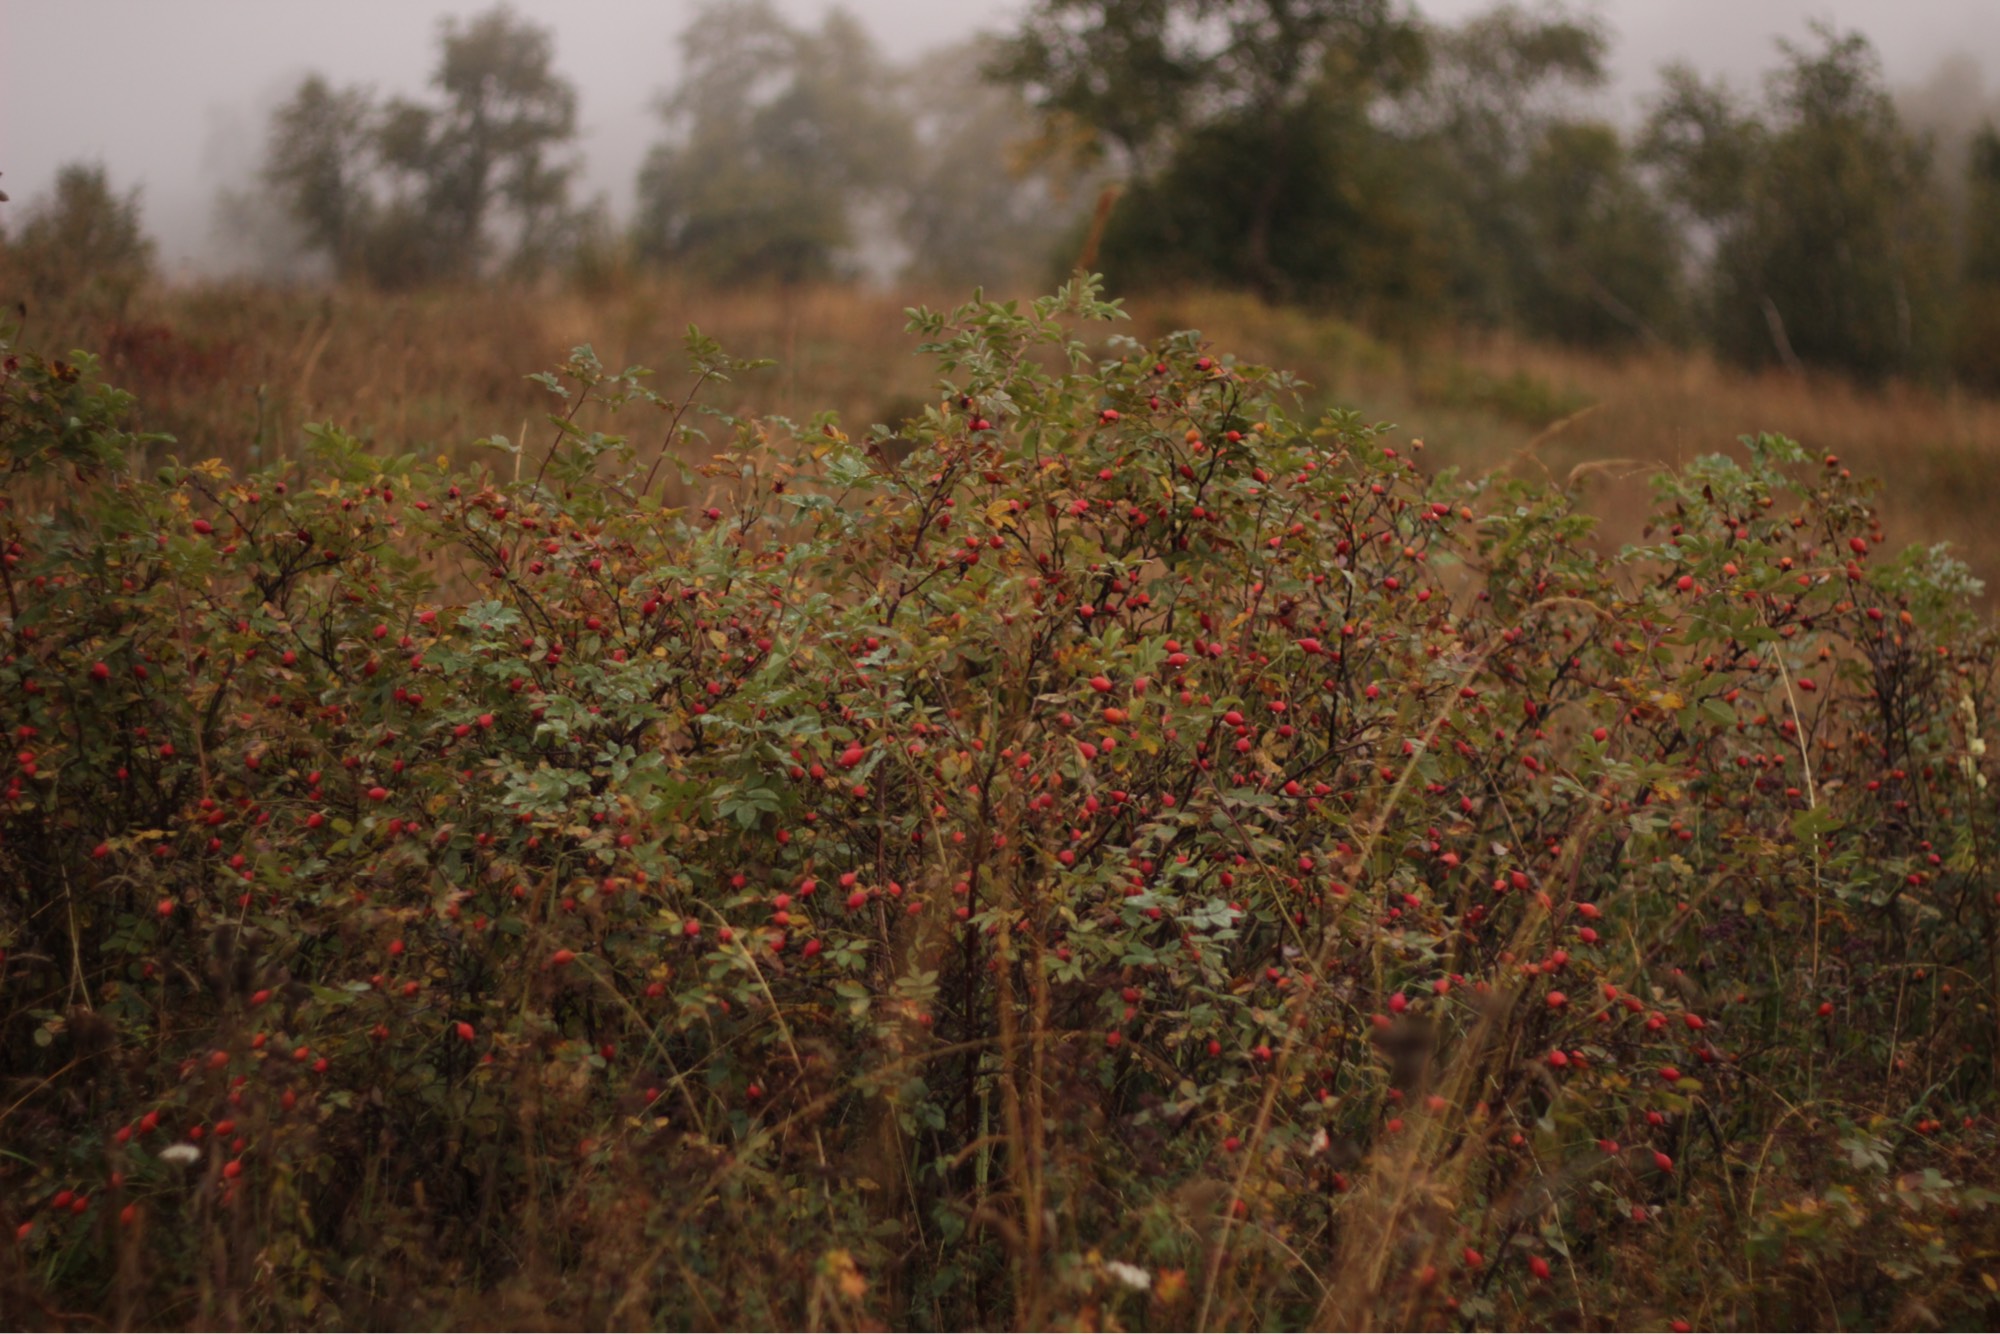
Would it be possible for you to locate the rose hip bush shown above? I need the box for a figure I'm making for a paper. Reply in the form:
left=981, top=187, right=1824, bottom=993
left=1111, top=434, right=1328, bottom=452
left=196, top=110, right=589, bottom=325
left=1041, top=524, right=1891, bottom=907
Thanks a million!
left=3, top=281, right=2000, bottom=1330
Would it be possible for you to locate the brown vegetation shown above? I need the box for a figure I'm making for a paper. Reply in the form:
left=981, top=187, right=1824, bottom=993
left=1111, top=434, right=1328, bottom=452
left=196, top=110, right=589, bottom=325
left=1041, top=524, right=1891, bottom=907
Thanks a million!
left=32, top=276, right=2000, bottom=599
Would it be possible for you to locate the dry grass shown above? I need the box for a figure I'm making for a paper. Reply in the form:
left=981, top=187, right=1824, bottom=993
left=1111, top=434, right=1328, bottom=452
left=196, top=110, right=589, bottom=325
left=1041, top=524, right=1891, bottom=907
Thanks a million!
left=32, top=272, right=2000, bottom=595
left=1136, top=289, right=2000, bottom=595
left=50, top=279, right=949, bottom=468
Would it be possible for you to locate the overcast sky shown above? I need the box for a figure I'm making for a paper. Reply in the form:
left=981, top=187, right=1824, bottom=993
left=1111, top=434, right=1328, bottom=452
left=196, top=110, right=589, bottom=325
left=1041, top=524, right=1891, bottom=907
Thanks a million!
left=3, top=0, right=1997, bottom=274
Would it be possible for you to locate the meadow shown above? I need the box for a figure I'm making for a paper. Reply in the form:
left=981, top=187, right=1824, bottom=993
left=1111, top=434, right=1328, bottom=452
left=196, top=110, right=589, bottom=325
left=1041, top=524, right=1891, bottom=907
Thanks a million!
left=56, top=275, right=2000, bottom=598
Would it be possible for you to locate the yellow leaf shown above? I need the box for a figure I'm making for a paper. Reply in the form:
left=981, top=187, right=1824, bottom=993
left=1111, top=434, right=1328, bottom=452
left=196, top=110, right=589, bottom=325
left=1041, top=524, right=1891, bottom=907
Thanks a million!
left=819, top=1249, right=867, bottom=1302
left=707, top=630, right=728, bottom=651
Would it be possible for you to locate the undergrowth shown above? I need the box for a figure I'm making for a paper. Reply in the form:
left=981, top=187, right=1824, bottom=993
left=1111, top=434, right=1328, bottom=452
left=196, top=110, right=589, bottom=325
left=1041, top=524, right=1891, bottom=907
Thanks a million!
left=3, top=281, right=1999, bottom=1330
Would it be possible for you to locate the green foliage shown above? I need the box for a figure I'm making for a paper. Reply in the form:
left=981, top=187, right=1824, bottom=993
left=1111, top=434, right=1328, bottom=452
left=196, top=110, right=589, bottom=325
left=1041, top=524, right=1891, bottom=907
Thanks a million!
left=992, top=0, right=1407, bottom=176
left=997, top=6, right=1990, bottom=382
left=0, top=338, right=167, bottom=478
left=260, top=6, right=581, bottom=286
left=988, top=0, right=1213, bottom=176
left=632, top=1, right=913, bottom=284
left=5, top=284, right=2000, bottom=1329
left=1639, top=63, right=1758, bottom=228
left=1954, top=125, right=2000, bottom=389
left=0, top=163, right=155, bottom=311
left=1394, top=6, right=1650, bottom=339
left=1511, top=122, right=1686, bottom=344
left=1092, top=82, right=1435, bottom=313
left=260, top=76, right=378, bottom=278
left=1643, top=26, right=1952, bottom=380
left=998, top=0, right=1687, bottom=346
left=998, top=0, right=1425, bottom=308
left=1412, top=359, right=1591, bottom=426
left=388, top=7, right=581, bottom=278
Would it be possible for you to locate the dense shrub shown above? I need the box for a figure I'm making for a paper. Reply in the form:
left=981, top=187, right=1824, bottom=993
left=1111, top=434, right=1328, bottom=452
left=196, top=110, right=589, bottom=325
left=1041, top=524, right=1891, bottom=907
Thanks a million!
left=3, top=282, right=1999, bottom=1330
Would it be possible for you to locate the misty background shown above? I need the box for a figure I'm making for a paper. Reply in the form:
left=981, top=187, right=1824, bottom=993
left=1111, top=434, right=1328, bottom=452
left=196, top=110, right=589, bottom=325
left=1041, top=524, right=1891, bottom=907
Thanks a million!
left=5, top=0, right=1997, bottom=274
left=5, top=0, right=2000, bottom=624
left=4, top=0, right=2000, bottom=394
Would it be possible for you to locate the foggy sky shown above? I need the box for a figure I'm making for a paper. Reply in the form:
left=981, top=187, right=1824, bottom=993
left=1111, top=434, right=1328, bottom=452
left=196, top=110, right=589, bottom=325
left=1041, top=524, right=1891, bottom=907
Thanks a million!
left=3, top=0, right=1997, bottom=275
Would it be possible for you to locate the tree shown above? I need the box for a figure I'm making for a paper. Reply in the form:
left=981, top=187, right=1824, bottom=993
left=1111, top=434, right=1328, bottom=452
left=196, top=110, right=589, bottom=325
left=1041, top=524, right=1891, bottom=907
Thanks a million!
left=0, top=163, right=154, bottom=309
left=995, top=0, right=1421, bottom=301
left=261, top=75, right=378, bottom=277
left=1392, top=5, right=1643, bottom=337
left=256, top=5, right=579, bottom=286
left=989, top=0, right=1224, bottom=179
left=992, top=0, right=1680, bottom=338
left=1637, top=64, right=1759, bottom=232
left=1514, top=121, right=1685, bottom=346
left=1088, top=79, right=1437, bottom=313
left=380, top=6, right=580, bottom=279
left=993, top=0, right=1410, bottom=174
left=1955, top=125, right=2000, bottom=388
left=633, top=1, right=912, bottom=284
left=1643, top=26, right=1950, bottom=380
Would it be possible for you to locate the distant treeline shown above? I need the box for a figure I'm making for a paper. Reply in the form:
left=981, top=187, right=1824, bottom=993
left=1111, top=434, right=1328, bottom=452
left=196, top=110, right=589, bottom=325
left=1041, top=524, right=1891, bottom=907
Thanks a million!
left=4, top=0, right=1999, bottom=387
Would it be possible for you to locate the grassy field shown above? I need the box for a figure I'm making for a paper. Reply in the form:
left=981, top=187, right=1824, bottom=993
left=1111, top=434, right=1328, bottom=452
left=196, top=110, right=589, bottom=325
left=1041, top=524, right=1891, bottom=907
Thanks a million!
left=25, top=274, right=2000, bottom=597
left=1138, top=291, right=2000, bottom=601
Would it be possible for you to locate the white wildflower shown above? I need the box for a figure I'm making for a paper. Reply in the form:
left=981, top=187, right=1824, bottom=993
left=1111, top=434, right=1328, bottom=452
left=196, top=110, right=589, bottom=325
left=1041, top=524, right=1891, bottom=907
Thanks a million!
left=1104, top=1260, right=1152, bottom=1292
left=159, top=1142, right=201, bottom=1166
